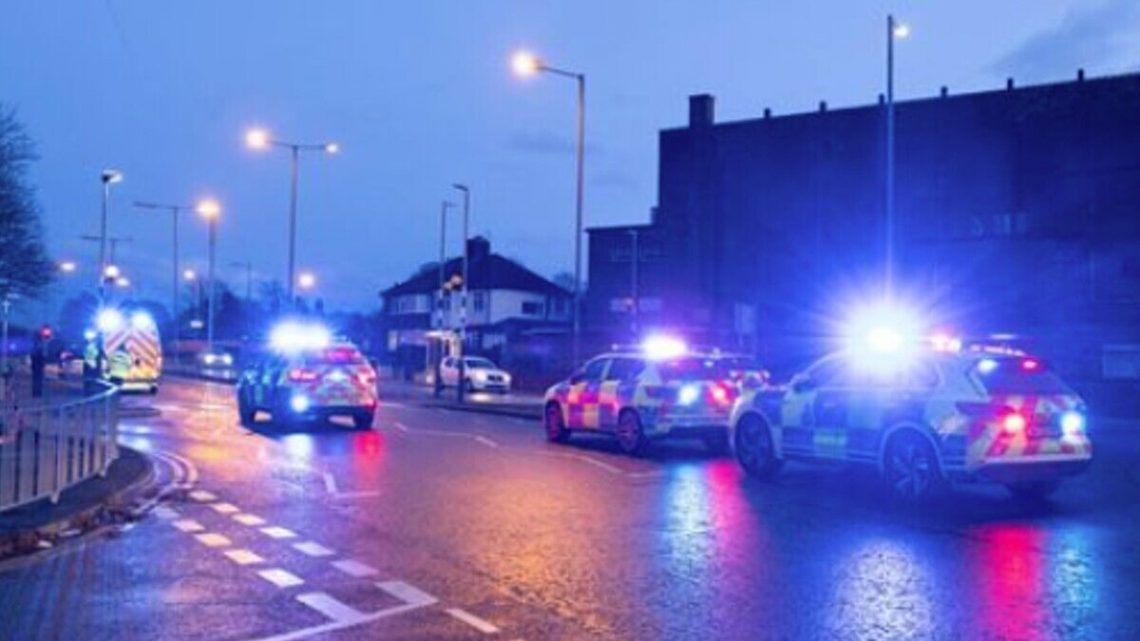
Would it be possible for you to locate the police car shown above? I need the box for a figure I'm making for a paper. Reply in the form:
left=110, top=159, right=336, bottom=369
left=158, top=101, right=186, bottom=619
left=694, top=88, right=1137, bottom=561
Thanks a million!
left=236, top=322, right=378, bottom=429
left=730, top=334, right=1093, bottom=501
left=543, top=337, right=740, bottom=455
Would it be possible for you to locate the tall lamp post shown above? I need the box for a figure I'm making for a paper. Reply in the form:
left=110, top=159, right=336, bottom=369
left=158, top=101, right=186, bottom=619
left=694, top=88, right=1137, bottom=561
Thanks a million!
left=98, top=169, right=124, bottom=300
left=512, top=49, right=586, bottom=367
left=885, top=16, right=909, bottom=296
left=134, top=201, right=190, bottom=356
left=451, top=184, right=470, bottom=403
left=437, top=201, right=456, bottom=331
left=245, top=127, right=338, bottom=306
left=196, top=199, right=221, bottom=354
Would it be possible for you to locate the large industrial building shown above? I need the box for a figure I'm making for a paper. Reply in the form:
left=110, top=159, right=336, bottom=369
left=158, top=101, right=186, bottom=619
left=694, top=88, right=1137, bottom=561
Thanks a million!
left=588, top=70, right=1140, bottom=380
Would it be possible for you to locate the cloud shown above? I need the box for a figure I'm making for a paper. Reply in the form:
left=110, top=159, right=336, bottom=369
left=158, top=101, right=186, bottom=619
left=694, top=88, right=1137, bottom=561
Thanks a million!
left=506, top=130, right=603, bottom=157
left=992, top=0, right=1140, bottom=79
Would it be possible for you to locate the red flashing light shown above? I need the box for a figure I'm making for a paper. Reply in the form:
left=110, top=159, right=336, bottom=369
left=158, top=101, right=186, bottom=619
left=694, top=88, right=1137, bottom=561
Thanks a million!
left=710, top=383, right=734, bottom=406
left=1021, top=359, right=1040, bottom=371
left=1002, top=413, right=1027, bottom=434
left=288, top=368, right=319, bottom=383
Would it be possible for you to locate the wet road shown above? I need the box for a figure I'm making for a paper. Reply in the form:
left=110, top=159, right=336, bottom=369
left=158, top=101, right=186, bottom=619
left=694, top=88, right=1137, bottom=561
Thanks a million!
left=2, top=377, right=1139, bottom=640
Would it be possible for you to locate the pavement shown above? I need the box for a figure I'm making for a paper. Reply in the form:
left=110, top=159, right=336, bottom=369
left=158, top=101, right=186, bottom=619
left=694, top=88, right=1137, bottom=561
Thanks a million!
left=0, top=375, right=1137, bottom=640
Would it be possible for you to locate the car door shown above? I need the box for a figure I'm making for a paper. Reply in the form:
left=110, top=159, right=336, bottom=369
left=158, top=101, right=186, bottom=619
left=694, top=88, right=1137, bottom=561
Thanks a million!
left=780, top=356, right=847, bottom=459
left=600, top=357, right=645, bottom=430
left=566, top=357, right=610, bottom=430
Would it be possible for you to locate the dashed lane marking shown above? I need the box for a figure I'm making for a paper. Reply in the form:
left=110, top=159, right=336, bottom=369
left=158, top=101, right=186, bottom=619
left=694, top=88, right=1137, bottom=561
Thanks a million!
left=195, top=533, right=232, bottom=548
left=234, top=513, right=267, bottom=526
left=153, top=506, right=179, bottom=520
left=188, top=490, right=217, bottom=503
left=223, top=549, right=266, bottom=566
left=249, top=581, right=438, bottom=641
left=376, top=580, right=438, bottom=607
left=392, top=422, right=410, bottom=432
left=331, top=559, right=379, bottom=578
left=474, top=435, right=499, bottom=449
left=211, top=502, right=240, bottom=514
left=446, top=608, right=501, bottom=634
left=296, top=592, right=366, bottom=624
left=261, top=526, right=298, bottom=540
left=257, top=568, right=305, bottom=588
left=322, top=472, right=339, bottom=495
left=293, top=541, right=335, bottom=558
left=172, top=519, right=205, bottom=533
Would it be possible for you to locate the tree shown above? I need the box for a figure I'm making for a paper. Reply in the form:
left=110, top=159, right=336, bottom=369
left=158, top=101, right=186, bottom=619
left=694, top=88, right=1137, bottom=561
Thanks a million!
left=0, top=107, right=52, bottom=299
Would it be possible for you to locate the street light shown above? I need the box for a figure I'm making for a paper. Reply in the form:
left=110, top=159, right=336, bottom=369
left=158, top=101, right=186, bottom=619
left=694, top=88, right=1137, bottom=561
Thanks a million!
left=437, top=201, right=456, bottom=331
left=885, top=15, right=909, bottom=295
left=103, top=264, right=121, bottom=280
left=297, top=271, right=316, bottom=290
left=452, top=184, right=470, bottom=403
left=135, top=200, right=192, bottom=354
left=115, top=276, right=131, bottom=288
left=197, top=198, right=221, bottom=354
left=511, top=48, right=586, bottom=367
left=59, top=261, right=77, bottom=273
left=99, top=169, right=124, bottom=299
left=244, top=126, right=338, bottom=305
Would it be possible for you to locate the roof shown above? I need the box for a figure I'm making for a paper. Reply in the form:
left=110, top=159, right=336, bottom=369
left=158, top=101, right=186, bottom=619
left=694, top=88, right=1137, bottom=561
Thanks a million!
left=381, top=253, right=570, bottom=298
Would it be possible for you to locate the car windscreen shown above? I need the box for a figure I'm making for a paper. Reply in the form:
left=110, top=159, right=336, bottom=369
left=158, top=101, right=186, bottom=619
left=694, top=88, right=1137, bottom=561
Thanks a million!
left=464, top=358, right=496, bottom=369
left=718, top=356, right=760, bottom=371
left=971, top=358, right=1071, bottom=395
left=658, top=357, right=727, bottom=381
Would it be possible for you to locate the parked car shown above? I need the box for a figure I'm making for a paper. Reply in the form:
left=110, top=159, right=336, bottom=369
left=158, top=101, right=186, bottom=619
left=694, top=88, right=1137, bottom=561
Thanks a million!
left=440, top=356, right=512, bottom=393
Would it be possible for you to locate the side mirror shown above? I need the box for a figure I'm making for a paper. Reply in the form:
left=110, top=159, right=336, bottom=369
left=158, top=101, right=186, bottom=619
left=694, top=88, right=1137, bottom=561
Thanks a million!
left=791, top=375, right=816, bottom=394
left=569, top=372, right=586, bottom=385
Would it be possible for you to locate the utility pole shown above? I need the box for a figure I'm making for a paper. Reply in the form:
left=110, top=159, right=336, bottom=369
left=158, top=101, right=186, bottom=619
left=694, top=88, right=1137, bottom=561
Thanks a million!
left=452, top=184, right=470, bottom=403
left=628, top=229, right=639, bottom=339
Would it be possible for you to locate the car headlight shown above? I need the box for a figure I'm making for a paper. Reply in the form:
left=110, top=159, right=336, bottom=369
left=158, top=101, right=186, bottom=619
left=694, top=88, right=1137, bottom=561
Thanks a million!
left=221, top=354, right=233, bottom=366
left=472, top=370, right=488, bottom=382
left=203, top=353, right=217, bottom=365
left=678, top=384, right=701, bottom=406
left=290, top=395, right=311, bottom=413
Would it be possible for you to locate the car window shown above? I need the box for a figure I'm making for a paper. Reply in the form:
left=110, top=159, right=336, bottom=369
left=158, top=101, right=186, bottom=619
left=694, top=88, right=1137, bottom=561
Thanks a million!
left=606, top=357, right=646, bottom=382
left=465, top=357, right=496, bottom=369
left=971, top=358, right=1071, bottom=395
left=805, top=356, right=854, bottom=388
left=658, top=357, right=727, bottom=381
left=304, top=346, right=365, bottom=366
left=580, top=358, right=609, bottom=382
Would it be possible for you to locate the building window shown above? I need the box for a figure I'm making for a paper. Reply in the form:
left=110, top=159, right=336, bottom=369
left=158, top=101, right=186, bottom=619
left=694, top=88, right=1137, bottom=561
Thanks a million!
left=521, top=301, right=543, bottom=316
left=473, top=291, right=486, bottom=312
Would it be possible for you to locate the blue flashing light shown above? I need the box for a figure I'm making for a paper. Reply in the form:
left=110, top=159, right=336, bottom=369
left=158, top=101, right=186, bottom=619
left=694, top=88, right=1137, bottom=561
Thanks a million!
left=95, top=308, right=125, bottom=333
left=290, top=394, right=311, bottom=413
left=1061, top=411, right=1085, bottom=435
left=270, top=321, right=331, bottom=352
left=977, top=358, right=999, bottom=374
left=678, top=384, right=701, bottom=406
left=130, top=311, right=154, bottom=329
left=642, top=335, right=687, bottom=360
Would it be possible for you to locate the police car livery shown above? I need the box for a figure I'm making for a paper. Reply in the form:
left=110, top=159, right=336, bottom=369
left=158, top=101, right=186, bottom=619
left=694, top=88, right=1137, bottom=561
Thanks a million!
left=543, top=339, right=740, bottom=455
left=730, top=343, right=1093, bottom=500
left=90, top=308, right=163, bottom=394
left=236, top=323, right=378, bottom=429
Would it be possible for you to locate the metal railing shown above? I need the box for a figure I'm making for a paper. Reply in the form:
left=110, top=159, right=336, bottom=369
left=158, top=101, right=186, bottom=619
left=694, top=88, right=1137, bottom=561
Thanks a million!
left=0, top=383, right=119, bottom=513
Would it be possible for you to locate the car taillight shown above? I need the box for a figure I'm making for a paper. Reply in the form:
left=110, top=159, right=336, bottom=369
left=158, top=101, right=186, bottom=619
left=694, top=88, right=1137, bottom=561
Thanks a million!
left=288, top=368, right=319, bottom=382
left=709, top=383, right=735, bottom=406
left=357, top=371, right=377, bottom=387
left=1002, top=412, right=1027, bottom=434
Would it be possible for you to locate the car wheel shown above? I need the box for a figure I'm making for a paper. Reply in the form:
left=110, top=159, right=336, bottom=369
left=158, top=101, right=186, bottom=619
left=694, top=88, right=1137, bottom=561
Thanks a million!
left=353, top=411, right=375, bottom=430
left=544, top=402, right=570, bottom=443
left=615, top=409, right=646, bottom=456
left=734, top=414, right=783, bottom=479
left=884, top=430, right=943, bottom=501
left=1006, top=480, right=1060, bottom=502
left=703, top=433, right=731, bottom=455
left=238, top=391, right=256, bottom=426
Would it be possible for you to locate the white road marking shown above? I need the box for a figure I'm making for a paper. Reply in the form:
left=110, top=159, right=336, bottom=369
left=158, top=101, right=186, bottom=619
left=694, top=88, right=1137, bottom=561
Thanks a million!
left=330, top=490, right=382, bottom=500
left=172, top=519, right=205, bottom=533
left=331, top=559, right=378, bottom=578
left=153, top=506, right=179, bottom=520
left=233, top=513, right=267, bottom=526
left=257, top=568, right=305, bottom=588
left=293, top=541, right=335, bottom=557
left=446, top=608, right=500, bottom=634
left=188, top=490, right=216, bottom=503
left=248, top=594, right=434, bottom=641
left=261, top=526, right=298, bottom=540
left=322, top=472, right=339, bottom=494
left=392, top=422, right=410, bottom=432
left=376, top=580, right=438, bottom=607
left=296, top=592, right=366, bottom=624
left=211, top=502, right=240, bottom=514
left=474, top=435, right=499, bottom=449
left=195, top=533, right=232, bottom=548
left=223, top=549, right=266, bottom=566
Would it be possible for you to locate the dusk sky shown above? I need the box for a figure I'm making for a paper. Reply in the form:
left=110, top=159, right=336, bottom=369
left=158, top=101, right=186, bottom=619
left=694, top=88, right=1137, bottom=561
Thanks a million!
left=3, top=0, right=1138, bottom=315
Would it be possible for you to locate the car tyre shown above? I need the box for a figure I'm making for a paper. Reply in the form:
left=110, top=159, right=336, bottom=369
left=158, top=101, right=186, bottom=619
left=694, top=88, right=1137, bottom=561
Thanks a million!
left=883, top=430, right=943, bottom=501
left=353, top=411, right=375, bottom=431
left=1006, top=480, right=1060, bottom=502
left=544, top=402, right=570, bottom=443
left=615, top=409, right=646, bottom=456
left=734, top=414, right=783, bottom=479
left=237, top=390, right=256, bottom=426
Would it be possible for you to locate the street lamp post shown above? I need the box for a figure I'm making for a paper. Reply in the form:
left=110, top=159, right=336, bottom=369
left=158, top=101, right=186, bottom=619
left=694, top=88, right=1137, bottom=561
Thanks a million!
left=885, top=15, right=909, bottom=295
left=135, top=201, right=190, bottom=356
left=512, top=50, right=586, bottom=367
left=451, top=184, right=470, bottom=403
left=245, top=128, right=338, bottom=306
left=98, top=169, right=123, bottom=300
left=437, top=201, right=456, bottom=331
left=197, top=199, right=221, bottom=354
left=628, top=229, right=639, bottom=338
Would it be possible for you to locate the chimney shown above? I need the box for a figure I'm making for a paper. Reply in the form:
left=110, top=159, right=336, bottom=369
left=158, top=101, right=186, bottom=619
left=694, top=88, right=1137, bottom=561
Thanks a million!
left=1077, top=68, right=1085, bottom=82
left=689, top=94, right=715, bottom=128
left=466, top=236, right=490, bottom=262
left=763, top=107, right=771, bottom=119
left=940, top=86, right=949, bottom=98
left=1006, top=77, right=1015, bottom=90
left=819, top=100, right=828, bottom=112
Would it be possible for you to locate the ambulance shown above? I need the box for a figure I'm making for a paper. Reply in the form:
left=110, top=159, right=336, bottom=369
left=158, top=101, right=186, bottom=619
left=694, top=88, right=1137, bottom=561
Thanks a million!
left=92, top=308, right=163, bottom=394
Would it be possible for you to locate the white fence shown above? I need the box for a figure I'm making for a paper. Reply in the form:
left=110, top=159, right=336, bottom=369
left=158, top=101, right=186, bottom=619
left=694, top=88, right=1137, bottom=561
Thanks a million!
left=0, top=384, right=119, bottom=513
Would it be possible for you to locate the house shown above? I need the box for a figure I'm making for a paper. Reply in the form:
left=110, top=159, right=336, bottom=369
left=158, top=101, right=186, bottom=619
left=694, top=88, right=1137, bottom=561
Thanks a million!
left=379, top=236, right=571, bottom=378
